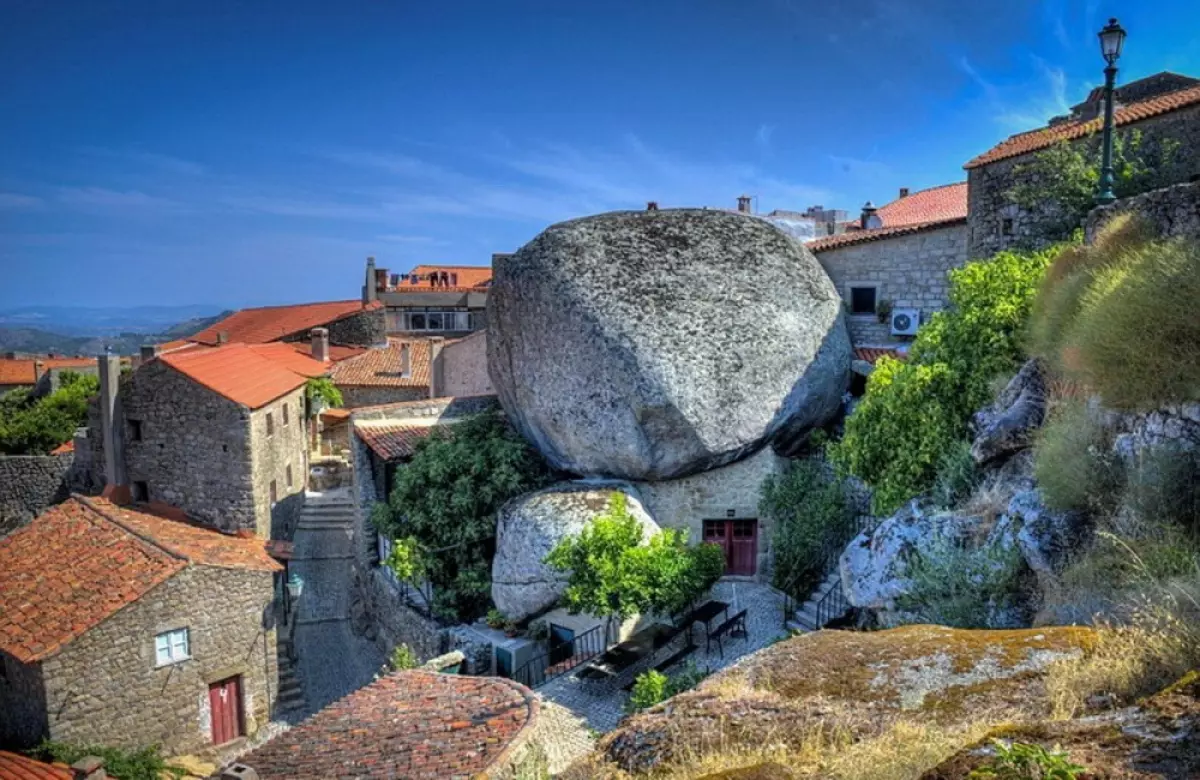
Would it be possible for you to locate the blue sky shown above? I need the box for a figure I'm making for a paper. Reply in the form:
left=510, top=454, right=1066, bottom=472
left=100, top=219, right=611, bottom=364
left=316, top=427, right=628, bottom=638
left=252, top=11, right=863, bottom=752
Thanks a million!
left=1, top=0, right=1197, bottom=309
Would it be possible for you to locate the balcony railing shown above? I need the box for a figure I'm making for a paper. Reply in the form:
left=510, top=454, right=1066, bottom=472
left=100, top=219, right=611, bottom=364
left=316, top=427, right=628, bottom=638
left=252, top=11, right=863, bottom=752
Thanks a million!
left=511, top=621, right=613, bottom=689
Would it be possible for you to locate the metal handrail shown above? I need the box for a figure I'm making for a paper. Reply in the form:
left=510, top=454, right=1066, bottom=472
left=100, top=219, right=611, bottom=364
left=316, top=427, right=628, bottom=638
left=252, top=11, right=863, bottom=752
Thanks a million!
left=511, top=621, right=612, bottom=689
left=781, top=514, right=878, bottom=629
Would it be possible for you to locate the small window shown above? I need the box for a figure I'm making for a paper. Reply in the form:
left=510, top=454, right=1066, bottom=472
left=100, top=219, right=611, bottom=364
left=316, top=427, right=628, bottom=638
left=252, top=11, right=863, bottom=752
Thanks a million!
left=286, top=464, right=293, bottom=488
left=848, top=285, right=878, bottom=315
left=129, top=420, right=143, bottom=442
left=266, top=412, right=275, bottom=436
left=270, top=480, right=278, bottom=505
left=411, top=313, right=427, bottom=330
left=282, top=404, right=289, bottom=426
left=155, top=628, right=190, bottom=666
left=1001, top=218, right=1014, bottom=236
left=132, top=481, right=149, bottom=502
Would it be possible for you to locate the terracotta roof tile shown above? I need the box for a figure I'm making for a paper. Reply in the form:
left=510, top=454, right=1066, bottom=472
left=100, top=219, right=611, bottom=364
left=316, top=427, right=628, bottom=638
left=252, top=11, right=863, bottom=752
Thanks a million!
left=0, top=496, right=280, bottom=664
left=396, top=264, right=492, bottom=290
left=49, top=440, right=74, bottom=455
left=159, top=343, right=327, bottom=409
left=235, top=671, right=537, bottom=780
left=284, top=340, right=367, bottom=362
left=330, top=339, right=430, bottom=388
left=965, top=84, right=1200, bottom=169
left=810, top=217, right=966, bottom=252
left=0, top=357, right=97, bottom=386
left=355, top=423, right=439, bottom=460
left=189, top=300, right=383, bottom=346
left=876, top=182, right=967, bottom=227
left=0, top=752, right=72, bottom=780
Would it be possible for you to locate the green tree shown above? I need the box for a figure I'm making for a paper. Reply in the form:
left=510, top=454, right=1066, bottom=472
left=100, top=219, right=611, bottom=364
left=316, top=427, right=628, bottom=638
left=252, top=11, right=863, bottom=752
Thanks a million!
left=304, top=377, right=343, bottom=412
left=0, top=371, right=99, bottom=455
left=29, top=741, right=184, bottom=780
left=1008, top=130, right=1179, bottom=243
left=372, top=413, right=552, bottom=622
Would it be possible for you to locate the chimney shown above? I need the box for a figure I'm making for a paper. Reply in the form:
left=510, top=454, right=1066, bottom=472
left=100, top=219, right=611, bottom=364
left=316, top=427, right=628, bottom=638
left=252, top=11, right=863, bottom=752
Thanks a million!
left=311, top=328, right=330, bottom=363
left=220, top=765, right=260, bottom=780
left=363, top=256, right=378, bottom=305
left=139, top=344, right=159, bottom=362
left=71, top=756, right=106, bottom=780
left=98, top=354, right=127, bottom=488
left=898, top=187, right=910, bottom=198
left=427, top=337, right=445, bottom=399
left=216, top=330, right=229, bottom=345
left=33, top=360, right=45, bottom=383
left=399, top=342, right=411, bottom=379
left=646, top=201, right=658, bottom=211
left=860, top=201, right=878, bottom=229
left=736, top=195, right=752, bottom=214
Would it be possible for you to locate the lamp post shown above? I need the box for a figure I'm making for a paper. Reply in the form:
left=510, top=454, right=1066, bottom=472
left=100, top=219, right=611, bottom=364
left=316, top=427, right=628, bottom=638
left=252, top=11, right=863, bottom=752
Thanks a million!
left=1096, top=17, right=1127, bottom=204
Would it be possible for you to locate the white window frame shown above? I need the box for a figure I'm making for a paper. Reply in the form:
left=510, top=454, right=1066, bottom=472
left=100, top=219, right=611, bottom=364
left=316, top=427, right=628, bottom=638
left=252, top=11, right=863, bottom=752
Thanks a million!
left=844, top=282, right=881, bottom=317
left=155, top=628, right=190, bottom=667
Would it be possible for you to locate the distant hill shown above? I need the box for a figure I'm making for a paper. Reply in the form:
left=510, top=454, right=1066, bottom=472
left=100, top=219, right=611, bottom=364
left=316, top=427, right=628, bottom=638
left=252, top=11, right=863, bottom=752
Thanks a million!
left=0, top=310, right=231, bottom=356
left=0, top=304, right=227, bottom=338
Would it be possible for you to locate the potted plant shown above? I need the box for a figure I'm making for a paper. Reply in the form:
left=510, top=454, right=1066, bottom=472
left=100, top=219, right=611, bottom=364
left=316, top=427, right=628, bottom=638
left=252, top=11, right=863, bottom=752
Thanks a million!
left=875, top=298, right=894, bottom=324
left=527, top=619, right=550, bottom=642
left=485, top=608, right=506, bottom=630
left=503, top=619, right=520, bottom=638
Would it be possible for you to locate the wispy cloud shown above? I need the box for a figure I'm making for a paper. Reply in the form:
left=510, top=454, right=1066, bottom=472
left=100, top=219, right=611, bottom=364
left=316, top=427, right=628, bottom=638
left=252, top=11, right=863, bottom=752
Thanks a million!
left=755, top=124, right=775, bottom=154
left=959, top=54, right=1073, bottom=132
left=0, top=192, right=43, bottom=210
left=81, top=147, right=207, bottom=176
left=56, top=187, right=187, bottom=214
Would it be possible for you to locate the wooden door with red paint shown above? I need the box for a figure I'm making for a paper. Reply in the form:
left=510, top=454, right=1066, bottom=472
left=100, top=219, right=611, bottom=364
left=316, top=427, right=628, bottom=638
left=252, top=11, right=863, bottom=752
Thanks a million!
left=702, top=519, right=758, bottom=576
left=209, top=676, right=243, bottom=744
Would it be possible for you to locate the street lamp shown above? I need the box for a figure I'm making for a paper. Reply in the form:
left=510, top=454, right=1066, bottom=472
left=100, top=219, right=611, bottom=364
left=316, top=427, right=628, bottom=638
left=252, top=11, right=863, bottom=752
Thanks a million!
left=1096, top=18, right=1127, bottom=204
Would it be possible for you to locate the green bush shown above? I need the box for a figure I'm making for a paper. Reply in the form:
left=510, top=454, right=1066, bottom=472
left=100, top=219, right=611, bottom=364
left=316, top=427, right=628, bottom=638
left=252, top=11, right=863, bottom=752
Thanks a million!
left=0, top=371, right=99, bottom=455
left=897, top=534, right=1025, bottom=628
left=1124, top=445, right=1200, bottom=539
left=628, top=669, right=670, bottom=712
left=967, top=739, right=1086, bottom=780
left=932, top=439, right=979, bottom=509
left=830, top=246, right=1057, bottom=513
left=373, top=413, right=552, bottom=622
left=388, top=642, right=419, bottom=671
left=1033, top=401, right=1121, bottom=513
left=29, top=741, right=183, bottom=780
left=760, top=458, right=855, bottom=596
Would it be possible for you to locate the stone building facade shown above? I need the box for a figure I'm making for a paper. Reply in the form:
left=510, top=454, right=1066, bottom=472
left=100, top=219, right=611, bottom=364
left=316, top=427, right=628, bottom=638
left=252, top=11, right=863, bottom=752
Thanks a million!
left=320, top=306, right=387, bottom=347
left=812, top=222, right=967, bottom=345
left=965, top=77, right=1200, bottom=259
left=0, top=453, right=73, bottom=536
left=441, top=330, right=494, bottom=397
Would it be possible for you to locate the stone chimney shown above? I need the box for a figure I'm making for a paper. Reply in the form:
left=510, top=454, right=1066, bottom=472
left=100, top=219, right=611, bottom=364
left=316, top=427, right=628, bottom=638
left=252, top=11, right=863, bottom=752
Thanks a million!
left=898, top=187, right=910, bottom=198
left=311, top=328, right=330, bottom=363
left=646, top=201, right=659, bottom=211
left=32, top=360, right=45, bottom=383
left=98, top=353, right=127, bottom=489
left=140, top=344, right=159, bottom=362
left=736, top=195, right=752, bottom=214
left=71, top=756, right=106, bottom=780
left=216, top=330, right=229, bottom=345
left=363, top=256, right=378, bottom=305
left=399, top=342, right=411, bottom=379
left=427, top=337, right=445, bottom=399
left=860, top=201, right=879, bottom=229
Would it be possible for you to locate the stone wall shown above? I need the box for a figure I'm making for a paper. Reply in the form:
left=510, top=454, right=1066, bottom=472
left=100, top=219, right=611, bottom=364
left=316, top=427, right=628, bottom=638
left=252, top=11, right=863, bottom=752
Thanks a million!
left=442, top=330, right=494, bottom=397
left=967, top=103, right=1200, bottom=259
left=633, top=447, right=785, bottom=581
left=339, top=384, right=428, bottom=409
left=813, top=223, right=967, bottom=345
left=0, top=650, right=48, bottom=748
left=326, top=307, right=387, bottom=347
left=1085, top=180, right=1200, bottom=242
left=352, top=568, right=447, bottom=663
left=0, top=454, right=72, bottom=536
left=38, top=565, right=277, bottom=754
left=248, top=387, right=308, bottom=540
left=121, top=361, right=257, bottom=534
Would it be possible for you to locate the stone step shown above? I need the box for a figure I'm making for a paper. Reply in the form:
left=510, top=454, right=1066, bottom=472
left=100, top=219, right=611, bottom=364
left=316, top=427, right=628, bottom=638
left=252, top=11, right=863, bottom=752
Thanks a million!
left=296, top=520, right=354, bottom=530
left=299, top=508, right=357, bottom=518
left=787, top=617, right=813, bottom=633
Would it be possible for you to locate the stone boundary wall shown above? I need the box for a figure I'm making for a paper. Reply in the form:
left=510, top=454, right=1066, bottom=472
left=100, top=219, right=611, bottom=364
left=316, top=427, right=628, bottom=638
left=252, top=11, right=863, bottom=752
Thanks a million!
left=351, top=569, right=448, bottom=664
left=339, top=385, right=428, bottom=409
left=327, top=307, right=387, bottom=347
left=0, top=454, right=72, bottom=536
left=1085, top=180, right=1200, bottom=242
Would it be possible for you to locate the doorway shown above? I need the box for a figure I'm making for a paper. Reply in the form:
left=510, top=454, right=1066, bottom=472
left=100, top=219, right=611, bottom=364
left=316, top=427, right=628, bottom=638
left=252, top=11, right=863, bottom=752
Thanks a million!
left=702, top=519, right=758, bottom=576
left=208, top=676, right=244, bottom=744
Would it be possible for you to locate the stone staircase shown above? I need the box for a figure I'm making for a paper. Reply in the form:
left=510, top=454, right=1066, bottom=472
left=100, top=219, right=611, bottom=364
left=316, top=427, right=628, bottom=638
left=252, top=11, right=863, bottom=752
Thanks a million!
left=295, top=494, right=358, bottom=532
left=275, top=638, right=307, bottom=714
left=786, top=570, right=851, bottom=633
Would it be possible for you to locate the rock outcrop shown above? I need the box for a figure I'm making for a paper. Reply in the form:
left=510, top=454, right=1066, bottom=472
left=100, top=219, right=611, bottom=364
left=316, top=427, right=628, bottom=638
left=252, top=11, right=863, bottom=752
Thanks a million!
left=970, top=359, right=1047, bottom=464
left=491, top=482, right=660, bottom=622
left=487, top=208, right=851, bottom=481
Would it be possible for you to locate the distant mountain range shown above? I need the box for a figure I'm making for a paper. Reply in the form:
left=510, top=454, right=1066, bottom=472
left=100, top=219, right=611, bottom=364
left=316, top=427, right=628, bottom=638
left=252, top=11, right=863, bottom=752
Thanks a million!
left=0, top=306, right=232, bottom=356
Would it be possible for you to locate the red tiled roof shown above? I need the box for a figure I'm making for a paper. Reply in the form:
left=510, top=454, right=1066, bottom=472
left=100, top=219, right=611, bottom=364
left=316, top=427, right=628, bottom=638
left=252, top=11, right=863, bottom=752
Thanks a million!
left=0, top=496, right=280, bottom=664
left=355, top=423, right=438, bottom=460
left=284, top=340, right=367, bottom=362
left=809, top=217, right=966, bottom=252
left=330, top=339, right=430, bottom=388
left=876, top=182, right=967, bottom=227
left=0, top=752, right=72, bottom=780
left=49, top=440, right=74, bottom=455
left=236, top=671, right=537, bottom=780
left=854, top=347, right=906, bottom=364
left=965, top=84, right=1200, bottom=169
left=407, top=264, right=491, bottom=287
left=189, top=300, right=383, bottom=346
left=159, top=343, right=327, bottom=409
left=0, top=357, right=96, bottom=386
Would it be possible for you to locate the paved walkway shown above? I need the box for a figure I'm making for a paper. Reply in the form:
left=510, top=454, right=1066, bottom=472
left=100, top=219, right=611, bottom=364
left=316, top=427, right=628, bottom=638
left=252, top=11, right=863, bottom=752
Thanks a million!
left=533, top=580, right=788, bottom=764
left=288, top=490, right=384, bottom=719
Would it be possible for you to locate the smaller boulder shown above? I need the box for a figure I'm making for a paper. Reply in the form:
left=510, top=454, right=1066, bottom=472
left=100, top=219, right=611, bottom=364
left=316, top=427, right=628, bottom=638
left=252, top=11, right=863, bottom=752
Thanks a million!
left=491, top=482, right=660, bottom=622
left=1006, top=489, right=1092, bottom=584
left=971, top=359, right=1047, bottom=464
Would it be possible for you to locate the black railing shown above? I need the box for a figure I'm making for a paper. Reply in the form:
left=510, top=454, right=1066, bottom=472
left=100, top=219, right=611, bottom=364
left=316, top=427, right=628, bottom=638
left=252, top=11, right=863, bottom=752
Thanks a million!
left=512, top=621, right=612, bottom=689
left=782, top=514, right=878, bottom=629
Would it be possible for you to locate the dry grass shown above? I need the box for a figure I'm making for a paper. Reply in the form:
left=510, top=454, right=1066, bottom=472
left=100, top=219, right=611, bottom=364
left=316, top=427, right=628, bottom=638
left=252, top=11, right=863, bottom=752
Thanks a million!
left=960, top=475, right=1013, bottom=526
left=824, top=720, right=995, bottom=780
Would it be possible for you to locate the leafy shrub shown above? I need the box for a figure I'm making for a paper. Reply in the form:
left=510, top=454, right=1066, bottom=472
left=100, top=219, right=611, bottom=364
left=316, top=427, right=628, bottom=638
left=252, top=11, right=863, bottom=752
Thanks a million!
left=304, top=376, right=343, bottom=410
left=388, top=642, right=419, bottom=670
left=373, top=413, right=552, bottom=621
left=0, top=371, right=100, bottom=455
left=932, top=439, right=979, bottom=509
left=1033, top=401, right=1121, bottom=513
left=29, top=741, right=183, bottom=780
left=966, top=740, right=1086, bottom=780
left=628, top=669, right=671, bottom=712
left=897, top=534, right=1025, bottom=628
left=1123, top=446, right=1200, bottom=539
left=760, top=458, right=855, bottom=596
left=830, top=246, right=1057, bottom=513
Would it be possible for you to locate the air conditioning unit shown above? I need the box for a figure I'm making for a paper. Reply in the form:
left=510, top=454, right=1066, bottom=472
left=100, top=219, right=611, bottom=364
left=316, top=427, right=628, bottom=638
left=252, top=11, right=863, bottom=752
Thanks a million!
left=493, top=636, right=540, bottom=680
left=890, top=308, right=920, bottom=336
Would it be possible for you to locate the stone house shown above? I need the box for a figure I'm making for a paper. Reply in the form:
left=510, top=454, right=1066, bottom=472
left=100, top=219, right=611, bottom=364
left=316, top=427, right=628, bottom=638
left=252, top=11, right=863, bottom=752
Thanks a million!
left=0, top=354, right=109, bottom=396
left=365, top=256, right=494, bottom=337
left=89, top=342, right=326, bottom=539
left=964, top=71, right=1200, bottom=259
left=0, top=496, right=282, bottom=753
left=331, top=333, right=495, bottom=409
left=810, top=182, right=968, bottom=346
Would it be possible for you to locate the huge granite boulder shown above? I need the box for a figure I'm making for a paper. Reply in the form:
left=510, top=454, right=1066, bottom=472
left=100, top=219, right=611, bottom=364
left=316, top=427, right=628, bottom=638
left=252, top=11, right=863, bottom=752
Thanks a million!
left=487, top=208, right=851, bottom=481
left=971, top=359, right=1047, bottom=465
left=491, top=481, right=660, bottom=622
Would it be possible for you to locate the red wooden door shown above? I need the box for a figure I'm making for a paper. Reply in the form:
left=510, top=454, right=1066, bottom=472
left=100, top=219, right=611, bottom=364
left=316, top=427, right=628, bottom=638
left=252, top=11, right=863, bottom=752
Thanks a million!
left=702, top=520, right=758, bottom=576
left=209, top=676, right=243, bottom=744
left=702, top=520, right=729, bottom=567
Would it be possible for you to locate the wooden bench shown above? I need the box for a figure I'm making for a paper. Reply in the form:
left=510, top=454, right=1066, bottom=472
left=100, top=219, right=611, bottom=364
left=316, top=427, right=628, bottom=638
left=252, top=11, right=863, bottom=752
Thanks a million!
left=706, top=609, right=748, bottom=658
